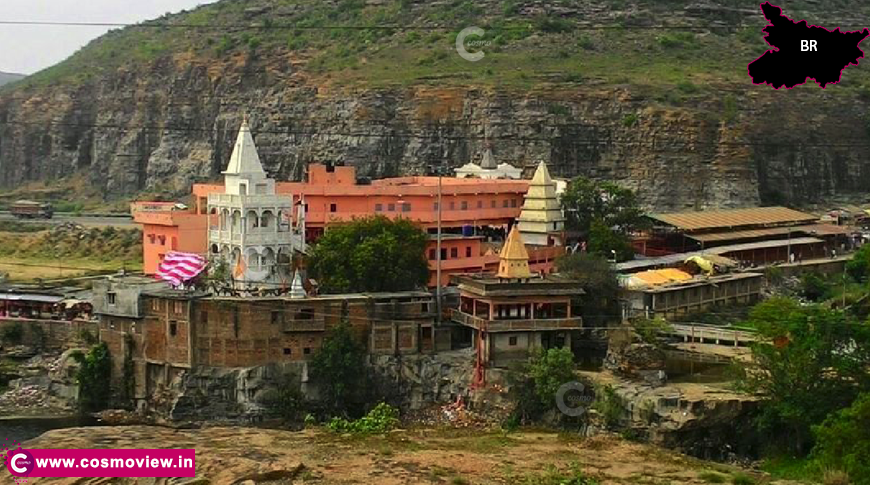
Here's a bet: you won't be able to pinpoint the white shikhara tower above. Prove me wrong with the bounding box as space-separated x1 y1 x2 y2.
517 161 565 246
207 118 304 287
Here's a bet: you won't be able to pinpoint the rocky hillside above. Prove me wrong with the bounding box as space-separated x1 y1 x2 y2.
2 0 870 210
0 72 24 87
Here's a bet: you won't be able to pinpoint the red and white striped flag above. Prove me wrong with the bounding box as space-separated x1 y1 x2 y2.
155 252 208 288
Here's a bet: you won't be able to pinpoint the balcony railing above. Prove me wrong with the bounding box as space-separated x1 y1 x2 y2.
282 318 326 333
208 193 293 207
450 309 582 332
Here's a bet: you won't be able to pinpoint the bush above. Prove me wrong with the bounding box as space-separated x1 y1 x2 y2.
631 317 672 347
812 393 870 485
846 245 870 282
326 402 399 435
592 384 624 429
72 342 112 413
310 321 366 416
800 273 829 301
528 347 576 408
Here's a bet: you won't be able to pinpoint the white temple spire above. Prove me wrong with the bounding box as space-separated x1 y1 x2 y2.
223 117 266 176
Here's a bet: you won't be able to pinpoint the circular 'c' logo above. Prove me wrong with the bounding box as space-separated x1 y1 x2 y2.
7 449 35 477
456 26 487 62
555 381 591 417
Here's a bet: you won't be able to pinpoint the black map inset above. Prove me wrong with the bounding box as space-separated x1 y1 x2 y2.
748 2 870 89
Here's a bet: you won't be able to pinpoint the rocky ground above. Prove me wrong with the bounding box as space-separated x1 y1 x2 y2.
0 350 79 416
21 425 795 485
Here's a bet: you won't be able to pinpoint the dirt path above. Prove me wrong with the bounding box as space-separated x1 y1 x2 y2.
19 425 789 484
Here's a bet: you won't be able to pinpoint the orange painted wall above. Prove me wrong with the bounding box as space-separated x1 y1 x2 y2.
142 164 547 283
425 237 564 287
135 208 209 275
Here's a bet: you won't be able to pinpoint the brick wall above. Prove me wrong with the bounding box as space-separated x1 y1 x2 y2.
0 318 99 352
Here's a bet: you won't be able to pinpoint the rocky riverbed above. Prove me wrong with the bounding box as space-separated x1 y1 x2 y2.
21 425 793 485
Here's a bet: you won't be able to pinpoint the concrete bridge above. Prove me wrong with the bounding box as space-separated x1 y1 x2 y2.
664 323 757 347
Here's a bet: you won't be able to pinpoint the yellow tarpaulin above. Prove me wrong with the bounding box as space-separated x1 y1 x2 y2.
622 269 694 289
685 255 715 274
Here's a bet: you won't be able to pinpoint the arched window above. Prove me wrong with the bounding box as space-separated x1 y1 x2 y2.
246 210 259 231
261 210 275 229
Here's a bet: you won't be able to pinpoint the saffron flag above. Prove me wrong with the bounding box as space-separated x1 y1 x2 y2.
233 254 247 280
155 252 208 288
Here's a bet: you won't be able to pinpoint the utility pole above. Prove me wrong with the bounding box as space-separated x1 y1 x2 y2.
436 166 443 324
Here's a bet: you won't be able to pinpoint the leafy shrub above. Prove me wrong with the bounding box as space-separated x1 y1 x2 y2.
78 329 98 346
799 273 829 301
631 317 672 346
812 393 870 485
764 266 784 286
326 402 399 435
72 342 112 413
529 347 576 408
310 321 366 416
534 16 573 34
846 244 870 282
592 384 624 429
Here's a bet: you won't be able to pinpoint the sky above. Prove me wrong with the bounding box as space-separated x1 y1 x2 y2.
0 0 218 74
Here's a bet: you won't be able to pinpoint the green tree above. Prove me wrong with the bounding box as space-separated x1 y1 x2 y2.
631 317 672 347
529 347 576 408
560 177 647 235
507 347 577 424
556 252 619 326
734 299 870 454
307 216 429 293
587 219 634 262
310 321 366 416
812 392 870 485
799 272 829 302
846 244 870 282
72 342 112 413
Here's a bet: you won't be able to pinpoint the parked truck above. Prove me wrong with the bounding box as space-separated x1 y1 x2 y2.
10 200 53 219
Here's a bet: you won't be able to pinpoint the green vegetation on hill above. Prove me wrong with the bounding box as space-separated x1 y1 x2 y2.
735 295 870 483
9 0 870 97
0 226 142 281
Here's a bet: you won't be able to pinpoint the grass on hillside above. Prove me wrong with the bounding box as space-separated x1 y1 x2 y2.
7 0 870 100
0 226 142 282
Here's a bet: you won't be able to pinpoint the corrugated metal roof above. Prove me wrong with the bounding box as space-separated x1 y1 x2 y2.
687 223 850 243
649 207 818 232
0 293 64 303
616 237 824 272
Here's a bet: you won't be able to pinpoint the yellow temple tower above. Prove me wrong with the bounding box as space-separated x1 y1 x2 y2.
497 225 532 280
517 161 565 246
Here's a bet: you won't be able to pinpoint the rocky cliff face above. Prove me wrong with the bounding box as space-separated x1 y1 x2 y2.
2 0 870 210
